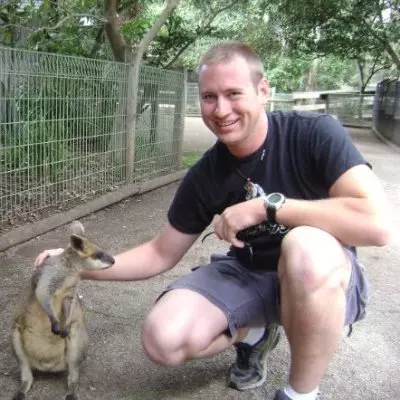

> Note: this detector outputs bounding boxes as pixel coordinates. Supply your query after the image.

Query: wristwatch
[263,192,286,223]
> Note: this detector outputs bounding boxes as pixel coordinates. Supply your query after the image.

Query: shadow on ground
[0,123,399,400]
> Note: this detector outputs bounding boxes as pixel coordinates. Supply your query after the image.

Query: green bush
[1,120,71,181]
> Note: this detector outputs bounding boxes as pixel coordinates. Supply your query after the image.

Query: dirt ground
[0,118,399,400]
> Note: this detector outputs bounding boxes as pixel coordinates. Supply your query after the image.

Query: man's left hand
[212,198,265,248]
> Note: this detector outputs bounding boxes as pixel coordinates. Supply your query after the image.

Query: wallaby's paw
[12,391,26,400]
[65,394,78,400]
[51,320,62,335]
[59,328,70,338]
[51,320,69,337]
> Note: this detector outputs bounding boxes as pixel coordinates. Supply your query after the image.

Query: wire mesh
[0,48,122,227]
[134,65,185,182]
[186,83,201,116]
[325,93,374,126]
[0,47,185,230]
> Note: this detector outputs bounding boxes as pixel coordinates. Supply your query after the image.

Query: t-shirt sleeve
[310,115,370,190]
[167,167,214,234]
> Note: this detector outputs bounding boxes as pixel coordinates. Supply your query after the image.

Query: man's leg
[142,288,247,365]
[278,226,352,395]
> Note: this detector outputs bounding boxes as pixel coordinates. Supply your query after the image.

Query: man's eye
[229,92,241,98]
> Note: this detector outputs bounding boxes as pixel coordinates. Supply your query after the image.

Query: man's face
[198,56,268,155]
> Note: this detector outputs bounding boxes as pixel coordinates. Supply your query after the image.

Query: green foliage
[273,0,399,68]
[265,55,311,92]
[2,120,71,180]
[121,16,155,43]
[315,57,360,90]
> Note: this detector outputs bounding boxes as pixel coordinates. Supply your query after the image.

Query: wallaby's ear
[70,234,85,253]
[70,220,85,236]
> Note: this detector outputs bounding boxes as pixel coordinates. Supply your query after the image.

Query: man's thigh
[160,253,280,336]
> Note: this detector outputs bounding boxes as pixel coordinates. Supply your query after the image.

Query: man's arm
[214,165,392,248]
[82,222,199,281]
[36,223,199,281]
[276,164,391,246]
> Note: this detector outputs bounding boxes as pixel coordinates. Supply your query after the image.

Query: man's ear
[258,78,270,105]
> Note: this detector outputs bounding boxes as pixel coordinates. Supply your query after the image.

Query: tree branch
[162,0,242,69]
[362,18,400,69]
[36,14,106,31]
[135,0,180,59]
[162,39,193,69]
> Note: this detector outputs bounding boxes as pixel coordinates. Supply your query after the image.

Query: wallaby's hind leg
[65,324,88,400]
[11,328,33,400]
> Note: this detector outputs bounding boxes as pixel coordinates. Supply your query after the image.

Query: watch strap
[263,197,277,224]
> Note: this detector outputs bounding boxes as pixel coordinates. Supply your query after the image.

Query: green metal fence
[0,47,185,229]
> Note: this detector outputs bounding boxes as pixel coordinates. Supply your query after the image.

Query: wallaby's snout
[96,251,115,266]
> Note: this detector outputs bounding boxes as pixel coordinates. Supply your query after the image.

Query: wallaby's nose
[97,252,115,265]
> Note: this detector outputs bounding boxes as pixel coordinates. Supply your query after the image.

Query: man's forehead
[199,56,249,74]
[198,58,253,90]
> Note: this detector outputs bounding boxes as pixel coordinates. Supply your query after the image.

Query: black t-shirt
[168,111,368,270]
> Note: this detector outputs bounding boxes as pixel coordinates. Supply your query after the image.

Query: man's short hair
[198,41,265,87]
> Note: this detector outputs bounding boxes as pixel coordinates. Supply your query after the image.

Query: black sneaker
[228,324,280,390]
[274,388,321,399]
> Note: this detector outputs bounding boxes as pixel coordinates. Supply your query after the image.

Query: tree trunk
[104,0,126,62]
[104,0,181,182]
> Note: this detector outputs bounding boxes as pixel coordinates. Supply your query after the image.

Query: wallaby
[11,220,115,400]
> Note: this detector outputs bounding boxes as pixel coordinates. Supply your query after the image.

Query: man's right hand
[34,248,64,269]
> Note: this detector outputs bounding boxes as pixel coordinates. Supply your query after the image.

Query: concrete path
[0,118,399,400]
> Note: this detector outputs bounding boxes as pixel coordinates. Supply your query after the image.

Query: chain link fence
[0,47,185,230]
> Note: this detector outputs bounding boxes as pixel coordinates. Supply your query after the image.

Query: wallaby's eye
[94,251,104,260]
[71,235,85,252]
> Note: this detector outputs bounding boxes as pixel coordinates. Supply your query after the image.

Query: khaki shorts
[161,249,369,336]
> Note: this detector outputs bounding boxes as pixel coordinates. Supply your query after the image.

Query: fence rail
[0,47,185,230]
[186,83,374,126]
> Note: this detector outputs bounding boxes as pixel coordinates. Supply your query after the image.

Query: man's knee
[279,226,350,294]
[141,312,186,366]
[141,309,215,366]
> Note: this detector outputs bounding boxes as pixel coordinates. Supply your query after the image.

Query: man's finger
[33,248,64,269]
[230,236,245,248]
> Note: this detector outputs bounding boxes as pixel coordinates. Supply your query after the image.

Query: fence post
[174,69,187,169]
[269,86,276,112]
[125,47,140,184]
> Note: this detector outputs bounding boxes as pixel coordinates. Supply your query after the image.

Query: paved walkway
[0,119,399,400]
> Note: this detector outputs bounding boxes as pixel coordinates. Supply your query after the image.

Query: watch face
[268,193,283,204]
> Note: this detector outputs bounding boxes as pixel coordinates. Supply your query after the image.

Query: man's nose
[214,96,231,117]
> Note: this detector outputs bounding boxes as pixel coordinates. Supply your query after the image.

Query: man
[36,41,391,400]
